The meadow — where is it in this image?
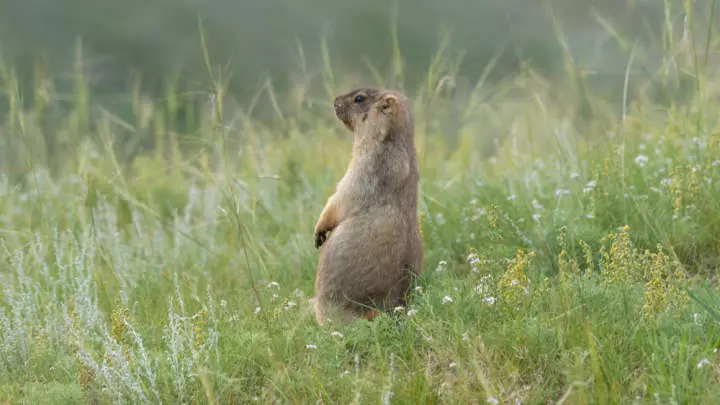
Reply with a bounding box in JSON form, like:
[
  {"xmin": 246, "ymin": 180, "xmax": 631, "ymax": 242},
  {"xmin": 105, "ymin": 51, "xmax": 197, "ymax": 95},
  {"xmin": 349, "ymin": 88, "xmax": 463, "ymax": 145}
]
[{"xmin": 2, "ymin": 5, "xmax": 720, "ymax": 404}]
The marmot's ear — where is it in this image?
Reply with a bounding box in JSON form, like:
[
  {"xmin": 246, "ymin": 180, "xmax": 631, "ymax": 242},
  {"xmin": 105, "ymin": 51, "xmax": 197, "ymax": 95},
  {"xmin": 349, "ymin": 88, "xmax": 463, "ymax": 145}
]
[{"xmin": 379, "ymin": 94, "xmax": 398, "ymax": 115}]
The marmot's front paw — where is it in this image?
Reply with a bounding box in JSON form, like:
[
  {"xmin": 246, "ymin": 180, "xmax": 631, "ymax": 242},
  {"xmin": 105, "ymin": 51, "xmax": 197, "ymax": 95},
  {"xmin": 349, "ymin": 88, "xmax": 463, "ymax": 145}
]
[{"xmin": 315, "ymin": 230, "xmax": 328, "ymax": 249}]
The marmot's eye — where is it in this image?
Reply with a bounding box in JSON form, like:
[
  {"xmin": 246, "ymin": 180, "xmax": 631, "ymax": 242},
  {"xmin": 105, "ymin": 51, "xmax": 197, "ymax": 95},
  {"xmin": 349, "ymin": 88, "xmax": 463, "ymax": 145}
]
[{"xmin": 354, "ymin": 94, "xmax": 366, "ymax": 103}]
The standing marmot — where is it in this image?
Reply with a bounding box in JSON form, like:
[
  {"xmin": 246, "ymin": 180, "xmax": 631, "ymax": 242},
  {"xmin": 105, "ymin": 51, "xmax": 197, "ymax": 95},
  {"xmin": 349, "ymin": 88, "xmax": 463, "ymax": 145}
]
[{"xmin": 312, "ymin": 87, "xmax": 424, "ymax": 325}]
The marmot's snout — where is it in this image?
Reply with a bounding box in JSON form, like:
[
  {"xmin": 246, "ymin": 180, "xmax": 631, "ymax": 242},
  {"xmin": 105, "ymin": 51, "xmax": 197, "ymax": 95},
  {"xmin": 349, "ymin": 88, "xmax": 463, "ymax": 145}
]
[
  {"xmin": 333, "ymin": 96, "xmax": 353, "ymax": 131},
  {"xmin": 333, "ymin": 97, "xmax": 343, "ymax": 113}
]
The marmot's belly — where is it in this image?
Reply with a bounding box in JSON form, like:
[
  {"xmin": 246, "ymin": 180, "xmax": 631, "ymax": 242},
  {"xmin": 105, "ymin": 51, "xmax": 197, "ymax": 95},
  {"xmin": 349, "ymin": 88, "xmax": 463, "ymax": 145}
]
[{"xmin": 317, "ymin": 214, "xmax": 410, "ymax": 302}]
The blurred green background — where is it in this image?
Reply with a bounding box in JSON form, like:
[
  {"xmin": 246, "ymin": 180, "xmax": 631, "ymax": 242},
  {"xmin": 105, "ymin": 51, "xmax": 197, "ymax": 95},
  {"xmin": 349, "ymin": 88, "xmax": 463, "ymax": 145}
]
[{"xmin": 1, "ymin": 0, "xmax": 674, "ymax": 100}]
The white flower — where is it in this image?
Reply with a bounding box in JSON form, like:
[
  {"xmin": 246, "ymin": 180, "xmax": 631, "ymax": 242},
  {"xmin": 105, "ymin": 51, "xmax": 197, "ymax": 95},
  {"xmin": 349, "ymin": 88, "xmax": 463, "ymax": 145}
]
[
  {"xmin": 487, "ymin": 397, "xmax": 500, "ymax": 405},
  {"xmin": 697, "ymin": 358, "xmax": 711, "ymax": 369},
  {"xmin": 583, "ymin": 180, "xmax": 597, "ymax": 193},
  {"xmin": 532, "ymin": 199, "xmax": 544, "ymax": 210},
  {"xmin": 220, "ymin": 299, "xmax": 227, "ymax": 308},
  {"xmin": 635, "ymin": 154, "xmax": 649, "ymax": 167},
  {"xmin": 393, "ymin": 306, "xmax": 405, "ymax": 313},
  {"xmin": 254, "ymin": 306, "xmax": 261, "ymax": 315},
  {"xmin": 468, "ymin": 253, "xmax": 480, "ymax": 265},
  {"xmin": 570, "ymin": 172, "xmax": 580, "ymax": 179},
  {"xmin": 507, "ymin": 194, "xmax": 517, "ymax": 201},
  {"xmin": 555, "ymin": 188, "xmax": 570, "ymax": 198},
  {"xmin": 267, "ymin": 281, "xmax": 280, "ymax": 288},
  {"xmin": 713, "ymin": 160, "xmax": 720, "ymax": 167},
  {"xmin": 407, "ymin": 308, "xmax": 419, "ymax": 316},
  {"xmin": 283, "ymin": 301, "xmax": 297, "ymax": 311},
  {"xmin": 306, "ymin": 344, "xmax": 317, "ymax": 350},
  {"xmin": 449, "ymin": 362, "xmax": 457, "ymax": 370},
  {"xmin": 442, "ymin": 296, "xmax": 454, "ymax": 304},
  {"xmin": 414, "ymin": 286, "xmax": 423, "ymax": 293},
  {"xmin": 436, "ymin": 260, "xmax": 448, "ymax": 271},
  {"xmin": 484, "ymin": 297, "xmax": 496, "ymax": 305},
  {"xmin": 330, "ymin": 331, "xmax": 344, "ymax": 339},
  {"xmin": 532, "ymin": 213, "xmax": 541, "ymax": 222},
  {"xmin": 661, "ymin": 178, "xmax": 672, "ymax": 186}
]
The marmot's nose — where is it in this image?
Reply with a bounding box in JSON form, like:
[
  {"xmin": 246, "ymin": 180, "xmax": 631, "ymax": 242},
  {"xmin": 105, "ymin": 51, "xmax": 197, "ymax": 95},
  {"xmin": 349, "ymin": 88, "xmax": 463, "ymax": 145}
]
[{"xmin": 333, "ymin": 98, "xmax": 343, "ymax": 112}]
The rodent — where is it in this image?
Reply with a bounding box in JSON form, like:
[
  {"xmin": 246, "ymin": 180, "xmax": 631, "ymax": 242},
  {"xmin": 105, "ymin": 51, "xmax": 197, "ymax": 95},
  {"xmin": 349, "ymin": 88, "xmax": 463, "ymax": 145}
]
[{"xmin": 312, "ymin": 87, "xmax": 424, "ymax": 326}]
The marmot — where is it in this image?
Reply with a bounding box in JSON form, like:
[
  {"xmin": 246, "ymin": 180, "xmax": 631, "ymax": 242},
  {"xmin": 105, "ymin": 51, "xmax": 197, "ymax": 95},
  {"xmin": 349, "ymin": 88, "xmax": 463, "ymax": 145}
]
[{"xmin": 312, "ymin": 87, "xmax": 424, "ymax": 326}]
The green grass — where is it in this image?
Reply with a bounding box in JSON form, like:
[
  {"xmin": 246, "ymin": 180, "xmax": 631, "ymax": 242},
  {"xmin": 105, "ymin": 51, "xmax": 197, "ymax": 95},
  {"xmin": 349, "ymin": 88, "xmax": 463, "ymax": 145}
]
[{"xmin": 2, "ymin": 4, "xmax": 720, "ymax": 404}]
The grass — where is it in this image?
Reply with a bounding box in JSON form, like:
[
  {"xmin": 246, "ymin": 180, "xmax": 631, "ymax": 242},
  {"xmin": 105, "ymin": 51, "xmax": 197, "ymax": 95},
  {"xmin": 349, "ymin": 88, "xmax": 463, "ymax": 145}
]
[{"xmin": 2, "ymin": 3, "xmax": 720, "ymax": 404}]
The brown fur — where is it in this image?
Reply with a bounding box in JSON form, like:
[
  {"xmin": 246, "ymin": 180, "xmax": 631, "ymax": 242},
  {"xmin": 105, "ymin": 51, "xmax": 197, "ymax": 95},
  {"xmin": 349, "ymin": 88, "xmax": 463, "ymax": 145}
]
[{"xmin": 312, "ymin": 88, "xmax": 424, "ymax": 326}]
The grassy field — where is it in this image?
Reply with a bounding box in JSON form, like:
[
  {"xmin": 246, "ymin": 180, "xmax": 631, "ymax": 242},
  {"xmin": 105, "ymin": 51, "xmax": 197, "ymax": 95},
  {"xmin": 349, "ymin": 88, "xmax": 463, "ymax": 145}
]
[{"xmin": 3, "ymin": 7, "xmax": 720, "ymax": 405}]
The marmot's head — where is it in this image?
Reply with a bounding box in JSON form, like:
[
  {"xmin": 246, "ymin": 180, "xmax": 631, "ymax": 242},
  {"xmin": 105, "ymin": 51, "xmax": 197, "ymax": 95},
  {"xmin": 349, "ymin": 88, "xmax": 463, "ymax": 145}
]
[{"xmin": 333, "ymin": 88, "xmax": 413, "ymax": 141}]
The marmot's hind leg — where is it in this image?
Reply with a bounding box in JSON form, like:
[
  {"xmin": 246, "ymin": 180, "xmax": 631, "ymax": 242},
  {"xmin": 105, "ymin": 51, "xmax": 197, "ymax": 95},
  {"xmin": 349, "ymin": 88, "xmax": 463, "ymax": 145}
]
[{"xmin": 313, "ymin": 298, "xmax": 365, "ymax": 326}]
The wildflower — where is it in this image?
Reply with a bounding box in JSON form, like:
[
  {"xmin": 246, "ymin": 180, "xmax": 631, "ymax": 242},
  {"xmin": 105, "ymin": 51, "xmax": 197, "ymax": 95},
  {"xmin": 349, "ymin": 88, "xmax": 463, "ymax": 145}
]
[
  {"xmin": 713, "ymin": 160, "xmax": 720, "ymax": 167},
  {"xmin": 570, "ymin": 172, "xmax": 580, "ymax": 179},
  {"xmin": 435, "ymin": 213, "xmax": 446, "ymax": 225},
  {"xmin": 532, "ymin": 213, "xmax": 541, "ymax": 222},
  {"xmin": 442, "ymin": 296, "xmax": 454, "ymax": 304},
  {"xmin": 484, "ymin": 297, "xmax": 496, "ymax": 305},
  {"xmin": 697, "ymin": 359, "xmax": 712, "ymax": 369},
  {"xmin": 532, "ymin": 199, "xmax": 544, "ymax": 210},
  {"xmin": 306, "ymin": 344, "xmax": 317, "ymax": 350},
  {"xmin": 267, "ymin": 281, "xmax": 280, "ymax": 289},
  {"xmin": 414, "ymin": 286, "xmax": 423, "ymax": 293},
  {"xmin": 330, "ymin": 331, "xmax": 344, "ymax": 339},
  {"xmin": 436, "ymin": 260, "xmax": 448, "ymax": 272},
  {"xmin": 555, "ymin": 188, "xmax": 570, "ymax": 198},
  {"xmin": 583, "ymin": 180, "xmax": 597, "ymax": 193},
  {"xmin": 487, "ymin": 397, "xmax": 500, "ymax": 405},
  {"xmin": 254, "ymin": 307, "xmax": 261, "ymax": 315},
  {"xmin": 393, "ymin": 306, "xmax": 405, "ymax": 314},
  {"xmin": 283, "ymin": 301, "xmax": 297, "ymax": 311},
  {"xmin": 635, "ymin": 154, "xmax": 649, "ymax": 167},
  {"xmin": 407, "ymin": 308, "xmax": 419, "ymax": 316},
  {"xmin": 449, "ymin": 362, "xmax": 457, "ymax": 370},
  {"xmin": 498, "ymin": 249, "xmax": 535, "ymax": 308},
  {"xmin": 661, "ymin": 178, "xmax": 672, "ymax": 186},
  {"xmin": 220, "ymin": 299, "xmax": 227, "ymax": 308},
  {"xmin": 507, "ymin": 194, "xmax": 517, "ymax": 201}
]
